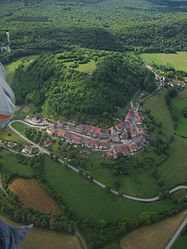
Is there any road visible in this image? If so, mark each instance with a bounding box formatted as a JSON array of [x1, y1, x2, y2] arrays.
[[165, 217, 187, 249], [8, 120, 187, 203], [8, 121, 50, 155]]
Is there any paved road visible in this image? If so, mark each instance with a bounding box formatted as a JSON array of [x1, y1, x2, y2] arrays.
[[165, 217, 187, 249], [8, 121, 50, 155], [8, 120, 187, 203]]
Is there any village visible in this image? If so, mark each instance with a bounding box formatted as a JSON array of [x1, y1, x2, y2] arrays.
[[23, 107, 147, 159], [3, 141, 39, 156]]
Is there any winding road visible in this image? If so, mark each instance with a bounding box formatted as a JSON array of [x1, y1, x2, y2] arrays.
[[8, 120, 187, 203]]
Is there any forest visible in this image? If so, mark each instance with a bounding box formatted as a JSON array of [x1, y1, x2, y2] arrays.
[[0, 0, 187, 54]]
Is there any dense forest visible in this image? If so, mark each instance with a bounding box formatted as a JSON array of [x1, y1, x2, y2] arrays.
[[12, 53, 156, 124], [0, 0, 187, 53]]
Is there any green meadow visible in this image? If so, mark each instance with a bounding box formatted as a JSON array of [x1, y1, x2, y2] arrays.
[[0, 149, 33, 177], [173, 87, 187, 138], [5, 55, 38, 85], [44, 157, 175, 222], [141, 52, 187, 72]]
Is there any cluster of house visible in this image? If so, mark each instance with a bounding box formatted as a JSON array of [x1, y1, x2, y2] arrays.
[[25, 115, 49, 126], [44, 108, 147, 158], [5, 141, 39, 155]]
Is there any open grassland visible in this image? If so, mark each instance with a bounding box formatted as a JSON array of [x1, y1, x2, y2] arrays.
[[44, 157, 175, 222], [173, 88, 187, 138], [0, 214, 82, 249], [88, 152, 161, 197], [0, 149, 33, 177], [143, 88, 174, 137], [77, 60, 96, 73], [8, 178, 61, 215], [141, 52, 187, 72], [121, 210, 187, 249], [5, 55, 38, 85], [159, 136, 187, 188], [143, 88, 187, 188], [0, 128, 25, 143]]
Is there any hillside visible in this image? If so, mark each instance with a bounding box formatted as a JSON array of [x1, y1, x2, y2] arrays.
[[12, 52, 156, 124]]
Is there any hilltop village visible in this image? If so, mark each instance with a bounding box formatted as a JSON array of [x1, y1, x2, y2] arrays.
[[24, 107, 147, 158]]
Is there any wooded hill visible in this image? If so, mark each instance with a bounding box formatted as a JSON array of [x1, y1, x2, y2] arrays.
[[12, 53, 156, 124]]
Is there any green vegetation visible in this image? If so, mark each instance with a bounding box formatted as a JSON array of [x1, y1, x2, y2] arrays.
[[45, 157, 175, 221], [173, 227, 187, 249], [0, 149, 33, 177], [0, 0, 187, 57], [141, 52, 187, 72], [5, 55, 38, 84], [13, 52, 156, 125], [159, 136, 187, 188], [173, 88, 187, 137], [143, 88, 174, 138]]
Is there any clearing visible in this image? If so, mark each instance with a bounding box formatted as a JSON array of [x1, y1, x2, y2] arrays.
[[5, 55, 38, 85], [9, 178, 61, 215], [77, 60, 96, 73], [121, 210, 187, 249], [140, 52, 187, 72]]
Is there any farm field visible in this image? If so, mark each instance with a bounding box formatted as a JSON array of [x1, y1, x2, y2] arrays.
[[0, 214, 82, 249], [5, 55, 38, 85], [8, 178, 61, 215], [0, 149, 33, 177], [140, 52, 187, 72], [143, 88, 174, 137], [87, 152, 162, 197], [159, 136, 187, 188], [173, 87, 187, 138], [143, 88, 187, 188], [121, 210, 187, 249], [44, 157, 175, 222]]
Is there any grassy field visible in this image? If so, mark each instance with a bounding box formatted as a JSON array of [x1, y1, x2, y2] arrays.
[[121, 210, 187, 249], [44, 157, 175, 222], [11, 121, 29, 134], [0, 149, 33, 177], [159, 136, 187, 188], [9, 178, 61, 215], [0, 127, 25, 143], [87, 152, 161, 197], [173, 88, 187, 138], [143, 89, 187, 188], [5, 55, 38, 85], [141, 52, 187, 72], [0, 214, 82, 249], [77, 60, 96, 74], [143, 88, 174, 137]]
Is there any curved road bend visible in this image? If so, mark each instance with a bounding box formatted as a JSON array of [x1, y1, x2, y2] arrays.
[[8, 121, 187, 203]]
